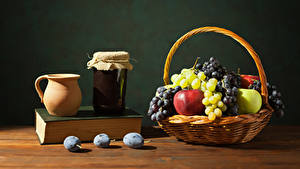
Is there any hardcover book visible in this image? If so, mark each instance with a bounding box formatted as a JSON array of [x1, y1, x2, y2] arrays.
[[35, 106, 143, 144]]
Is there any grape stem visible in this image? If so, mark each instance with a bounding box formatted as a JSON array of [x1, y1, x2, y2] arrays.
[[191, 57, 200, 70], [186, 57, 201, 90]]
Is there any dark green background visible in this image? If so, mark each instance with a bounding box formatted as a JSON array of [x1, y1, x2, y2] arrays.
[[0, 0, 298, 126]]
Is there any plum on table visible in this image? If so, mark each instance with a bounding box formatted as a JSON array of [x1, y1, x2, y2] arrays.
[[93, 133, 110, 148], [63, 136, 81, 152], [123, 133, 144, 149]]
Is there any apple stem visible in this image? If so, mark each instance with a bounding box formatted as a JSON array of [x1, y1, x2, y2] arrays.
[[192, 57, 200, 70]]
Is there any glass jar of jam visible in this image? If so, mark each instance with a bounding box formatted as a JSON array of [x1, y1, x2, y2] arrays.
[[93, 68, 127, 113], [87, 51, 133, 114]]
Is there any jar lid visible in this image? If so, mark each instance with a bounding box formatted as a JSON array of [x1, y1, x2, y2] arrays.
[[87, 51, 133, 71]]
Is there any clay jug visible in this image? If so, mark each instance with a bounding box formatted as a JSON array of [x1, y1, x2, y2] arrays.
[[35, 74, 82, 116]]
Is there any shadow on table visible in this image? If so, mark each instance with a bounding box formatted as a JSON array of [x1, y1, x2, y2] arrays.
[[73, 148, 92, 153], [220, 127, 300, 151], [141, 126, 169, 139], [0, 125, 33, 131], [224, 139, 297, 151], [102, 145, 122, 149], [137, 145, 157, 150], [180, 126, 300, 151]]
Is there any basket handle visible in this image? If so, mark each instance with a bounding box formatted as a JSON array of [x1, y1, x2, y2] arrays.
[[163, 26, 269, 105]]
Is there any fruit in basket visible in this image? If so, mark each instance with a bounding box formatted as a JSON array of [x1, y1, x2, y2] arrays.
[[173, 70, 198, 89], [191, 78, 201, 89], [148, 56, 247, 122], [194, 57, 241, 119], [170, 58, 203, 89], [193, 57, 241, 116], [237, 89, 262, 114], [173, 89, 205, 116], [200, 57, 227, 80], [220, 72, 241, 116], [155, 84, 174, 95], [240, 74, 259, 88], [204, 92, 226, 118], [148, 86, 182, 121], [249, 80, 285, 117], [191, 71, 226, 120]]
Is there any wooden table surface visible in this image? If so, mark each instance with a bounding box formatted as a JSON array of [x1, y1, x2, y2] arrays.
[[0, 125, 299, 169]]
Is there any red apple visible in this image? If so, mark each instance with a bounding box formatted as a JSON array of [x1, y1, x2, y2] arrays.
[[173, 90, 205, 116], [240, 74, 260, 88]]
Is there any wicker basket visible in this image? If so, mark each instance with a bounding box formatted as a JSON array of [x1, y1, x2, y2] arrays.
[[159, 26, 274, 145]]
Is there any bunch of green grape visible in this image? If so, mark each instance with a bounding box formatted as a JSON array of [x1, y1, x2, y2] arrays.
[[170, 69, 199, 89], [170, 69, 227, 121], [201, 77, 227, 121]]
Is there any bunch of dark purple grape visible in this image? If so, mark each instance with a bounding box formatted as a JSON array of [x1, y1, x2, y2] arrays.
[[249, 81, 285, 117], [221, 72, 241, 116], [147, 86, 182, 121], [195, 57, 227, 81]]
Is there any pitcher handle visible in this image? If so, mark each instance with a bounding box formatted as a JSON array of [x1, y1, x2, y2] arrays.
[[34, 75, 48, 103]]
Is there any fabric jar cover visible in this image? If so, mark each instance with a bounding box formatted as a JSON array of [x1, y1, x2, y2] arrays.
[[87, 51, 133, 71]]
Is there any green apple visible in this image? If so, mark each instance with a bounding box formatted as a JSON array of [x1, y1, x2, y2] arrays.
[[237, 88, 262, 114]]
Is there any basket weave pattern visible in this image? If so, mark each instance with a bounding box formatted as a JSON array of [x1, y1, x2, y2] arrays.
[[159, 27, 273, 145]]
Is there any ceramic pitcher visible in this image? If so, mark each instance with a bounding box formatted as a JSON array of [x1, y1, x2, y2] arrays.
[[35, 74, 82, 116]]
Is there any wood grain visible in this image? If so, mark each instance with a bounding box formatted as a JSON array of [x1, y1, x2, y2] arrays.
[[0, 125, 299, 169]]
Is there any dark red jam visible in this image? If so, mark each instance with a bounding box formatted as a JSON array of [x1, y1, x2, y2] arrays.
[[93, 68, 127, 113]]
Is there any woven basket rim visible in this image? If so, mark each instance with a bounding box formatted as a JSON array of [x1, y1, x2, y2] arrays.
[[161, 105, 273, 126]]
